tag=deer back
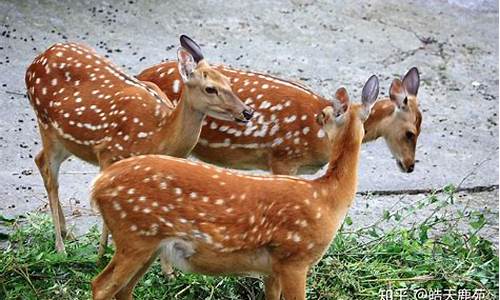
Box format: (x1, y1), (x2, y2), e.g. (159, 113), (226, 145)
(25, 43), (173, 164)
(137, 61), (332, 171)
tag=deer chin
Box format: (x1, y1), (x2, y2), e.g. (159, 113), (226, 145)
(234, 117), (250, 124)
(396, 159), (414, 173)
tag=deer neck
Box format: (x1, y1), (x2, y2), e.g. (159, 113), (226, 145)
(315, 115), (363, 211)
(158, 89), (205, 158)
(362, 99), (396, 142)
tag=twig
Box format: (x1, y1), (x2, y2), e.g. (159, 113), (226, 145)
(174, 284), (191, 299)
(60, 171), (99, 175)
(237, 279), (258, 300)
(12, 266), (39, 297)
(21, 272), (89, 284)
(456, 157), (492, 190)
(208, 279), (226, 300)
(5, 90), (26, 96)
(452, 156), (494, 230)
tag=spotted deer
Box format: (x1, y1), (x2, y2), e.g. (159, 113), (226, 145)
(90, 75), (379, 300)
(138, 64), (421, 174)
(25, 35), (253, 253)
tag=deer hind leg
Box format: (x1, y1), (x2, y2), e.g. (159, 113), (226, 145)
(92, 244), (158, 300)
(264, 275), (282, 300)
(115, 250), (160, 300)
(276, 265), (308, 300)
(34, 132), (71, 253)
(97, 224), (109, 265)
(95, 152), (117, 264)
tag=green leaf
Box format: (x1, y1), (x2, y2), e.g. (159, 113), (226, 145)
(428, 195), (438, 203)
(383, 210), (390, 220)
(0, 232), (9, 240)
(0, 215), (16, 223)
(470, 213), (486, 230)
(368, 228), (379, 238)
(419, 225), (429, 243)
(443, 184), (456, 194)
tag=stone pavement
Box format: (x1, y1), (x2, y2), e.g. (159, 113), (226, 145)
(0, 0), (497, 245)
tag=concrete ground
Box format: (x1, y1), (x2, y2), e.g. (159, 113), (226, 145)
(0, 1), (498, 245)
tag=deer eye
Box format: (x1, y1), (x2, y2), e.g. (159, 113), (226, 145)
(205, 87), (218, 95)
(406, 131), (415, 140)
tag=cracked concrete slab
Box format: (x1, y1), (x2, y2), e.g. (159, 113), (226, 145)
(0, 0), (498, 244)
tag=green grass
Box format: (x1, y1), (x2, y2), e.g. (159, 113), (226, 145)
(0, 185), (498, 299)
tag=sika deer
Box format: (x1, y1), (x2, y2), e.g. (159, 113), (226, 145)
(138, 64), (421, 174)
(90, 75), (379, 300)
(25, 35), (253, 253)
(363, 68), (421, 172)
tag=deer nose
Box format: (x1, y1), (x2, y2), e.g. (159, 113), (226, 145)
(242, 108), (254, 121)
(407, 164), (414, 173)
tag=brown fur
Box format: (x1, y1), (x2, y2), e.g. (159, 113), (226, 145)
(25, 42), (249, 253)
(137, 62), (422, 175)
(90, 91), (369, 299)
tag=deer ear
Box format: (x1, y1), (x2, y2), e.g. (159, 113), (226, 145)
(334, 87), (350, 114)
(389, 78), (408, 110)
(327, 87), (350, 124)
(360, 75), (379, 121)
(179, 34), (204, 63)
(177, 47), (197, 83)
(316, 106), (335, 126)
(402, 67), (420, 96)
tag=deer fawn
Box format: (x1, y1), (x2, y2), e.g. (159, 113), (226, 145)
(138, 64), (421, 174)
(25, 35), (253, 253)
(90, 75), (379, 300)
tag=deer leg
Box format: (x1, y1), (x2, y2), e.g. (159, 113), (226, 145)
(34, 134), (70, 253)
(92, 250), (118, 296)
(115, 250), (160, 300)
(92, 245), (158, 300)
(264, 274), (282, 300)
(95, 152), (116, 264)
(97, 224), (109, 265)
(277, 266), (307, 300)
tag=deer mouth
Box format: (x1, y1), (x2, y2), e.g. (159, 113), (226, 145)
(207, 107), (253, 124)
(234, 117), (250, 124)
(396, 160), (414, 173)
(234, 108), (254, 124)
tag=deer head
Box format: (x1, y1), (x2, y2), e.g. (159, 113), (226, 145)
(384, 67), (422, 173)
(317, 75), (379, 144)
(177, 35), (254, 123)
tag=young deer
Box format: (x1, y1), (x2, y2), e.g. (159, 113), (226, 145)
(138, 64), (421, 174)
(90, 75), (379, 300)
(25, 35), (253, 253)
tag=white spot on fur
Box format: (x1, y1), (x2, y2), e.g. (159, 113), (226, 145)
(172, 80), (180, 93)
(284, 115), (297, 123)
(259, 101), (272, 109)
